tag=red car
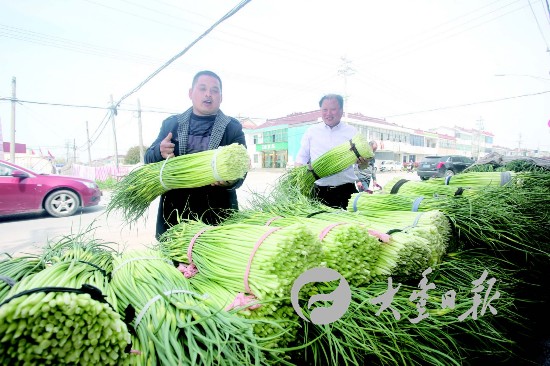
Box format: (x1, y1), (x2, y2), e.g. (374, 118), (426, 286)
(0, 159), (102, 217)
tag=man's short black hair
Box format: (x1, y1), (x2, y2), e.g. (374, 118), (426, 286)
(192, 70), (222, 90)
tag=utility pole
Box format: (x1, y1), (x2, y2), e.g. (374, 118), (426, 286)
(0, 116), (4, 160)
(137, 98), (144, 164)
(86, 121), (92, 164)
(337, 57), (355, 105)
(110, 95), (119, 169)
(10, 77), (16, 162)
(475, 117), (484, 159)
(73, 138), (77, 163)
(65, 140), (71, 163)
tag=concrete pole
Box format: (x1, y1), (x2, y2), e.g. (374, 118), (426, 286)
(137, 99), (144, 164)
(10, 77), (16, 162)
(86, 121), (92, 164)
(110, 95), (119, 168)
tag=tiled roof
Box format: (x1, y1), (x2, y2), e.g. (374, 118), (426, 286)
(455, 126), (494, 136)
(236, 117), (263, 130)
(256, 110), (321, 129)
(256, 110), (396, 129)
(411, 129), (455, 140)
(345, 112), (392, 125)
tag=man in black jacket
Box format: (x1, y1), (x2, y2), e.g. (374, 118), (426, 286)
(144, 70), (246, 239)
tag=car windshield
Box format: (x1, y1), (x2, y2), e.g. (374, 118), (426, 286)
(1, 161), (50, 175)
(422, 157), (444, 163)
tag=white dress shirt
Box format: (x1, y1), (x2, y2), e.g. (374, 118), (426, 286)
(295, 121), (358, 186)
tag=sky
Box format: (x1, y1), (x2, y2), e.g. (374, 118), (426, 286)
(1, 0), (550, 162)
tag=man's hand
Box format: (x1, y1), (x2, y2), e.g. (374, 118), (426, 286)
(211, 180), (236, 187)
(160, 132), (175, 159)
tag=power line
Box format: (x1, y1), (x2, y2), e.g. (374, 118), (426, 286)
(527, 0), (550, 49)
(81, 0), (204, 34)
(0, 96), (176, 151)
(5, 88), (548, 136)
(85, 0), (338, 70)
(0, 97), (110, 110)
(383, 90), (550, 118)
(0, 24), (160, 65)
(6, 1), (523, 119)
(114, 0), (252, 108)
(110, 0), (212, 27)
(355, 0), (525, 66)
(0, 97), (181, 115)
(73, 0), (254, 149)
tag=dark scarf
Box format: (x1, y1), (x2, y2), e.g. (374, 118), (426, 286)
(176, 107), (231, 155)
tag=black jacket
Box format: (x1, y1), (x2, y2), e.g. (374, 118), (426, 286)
(145, 113), (247, 239)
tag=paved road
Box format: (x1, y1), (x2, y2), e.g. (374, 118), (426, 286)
(0, 169), (419, 256)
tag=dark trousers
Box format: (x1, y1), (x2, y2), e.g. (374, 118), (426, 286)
(313, 183), (357, 210)
(155, 186), (236, 240)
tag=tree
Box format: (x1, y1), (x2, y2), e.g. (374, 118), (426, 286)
(124, 145), (148, 164)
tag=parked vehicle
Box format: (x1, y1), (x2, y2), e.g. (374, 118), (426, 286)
(417, 155), (474, 180)
(378, 160), (402, 172)
(0, 160), (102, 217)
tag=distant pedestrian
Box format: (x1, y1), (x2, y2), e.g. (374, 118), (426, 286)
(354, 140), (379, 192)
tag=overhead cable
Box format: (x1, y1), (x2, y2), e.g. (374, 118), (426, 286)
(114, 0), (252, 109)
(527, 0), (550, 49)
(0, 97), (176, 114)
(383, 90), (550, 118)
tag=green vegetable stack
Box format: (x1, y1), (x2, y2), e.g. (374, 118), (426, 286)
(107, 143), (250, 224)
(232, 212), (383, 286)
(0, 261), (131, 365)
(109, 249), (268, 366)
(277, 133), (373, 197)
(158, 220), (324, 346)
(316, 209), (451, 268)
(0, 255), (44, 302)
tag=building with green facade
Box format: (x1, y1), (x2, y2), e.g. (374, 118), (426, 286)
(242, 110), (494, 169)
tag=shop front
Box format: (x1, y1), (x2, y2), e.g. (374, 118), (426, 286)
(256, 142), (288, 168)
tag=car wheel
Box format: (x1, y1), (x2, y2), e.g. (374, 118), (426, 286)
(445, 169), (455, 177)
(44, 190), (80, 217)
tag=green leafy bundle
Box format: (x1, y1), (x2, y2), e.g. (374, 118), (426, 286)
(0, 261), (131, 365)
(107, 143), (250, 224)
(230, 212), (382, 286)
(276, 133), (373, 197)
(290, 250), (520, 366)
(109, 249), (268, 366)
(158, 221), (324, 324)
(0, 254), (44, 302)
(317, 209), (451, 268)
(421, 171), (516, 187)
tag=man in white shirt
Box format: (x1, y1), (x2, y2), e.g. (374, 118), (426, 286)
(295, 94), (364, 209)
